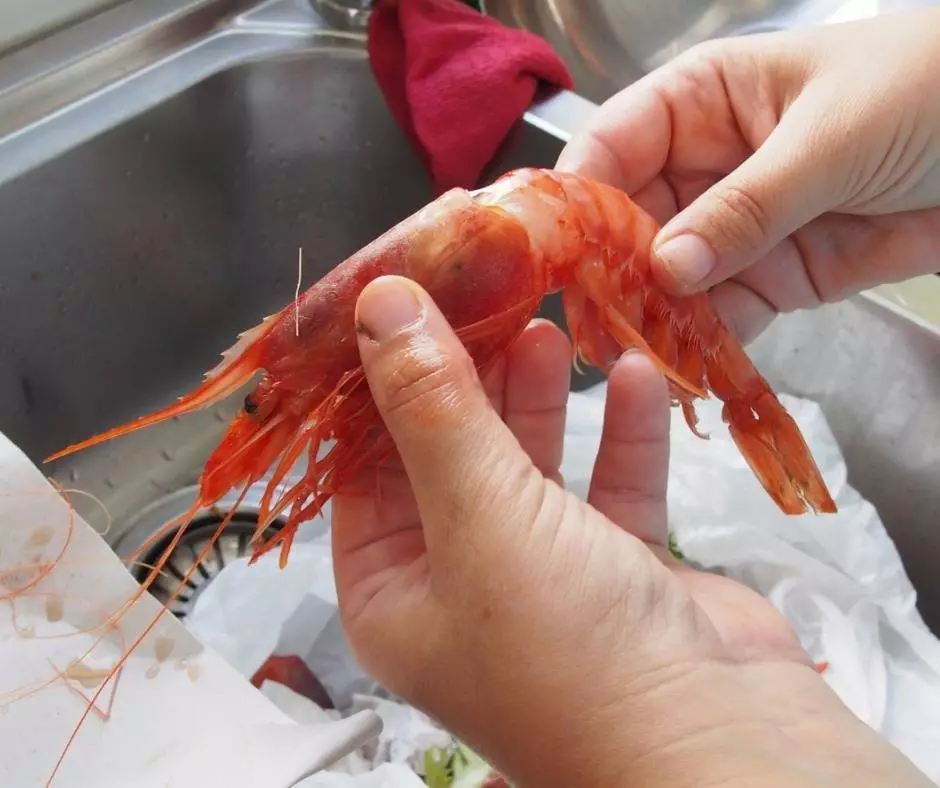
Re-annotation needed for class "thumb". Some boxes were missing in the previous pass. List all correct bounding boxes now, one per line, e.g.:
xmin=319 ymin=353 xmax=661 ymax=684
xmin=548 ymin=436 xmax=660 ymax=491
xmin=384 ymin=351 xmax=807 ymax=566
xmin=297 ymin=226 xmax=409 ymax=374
xmin=353 ymin=275 xmax=541 ymax=567
xmin=652 ymin=97 xmax=840 ymax=294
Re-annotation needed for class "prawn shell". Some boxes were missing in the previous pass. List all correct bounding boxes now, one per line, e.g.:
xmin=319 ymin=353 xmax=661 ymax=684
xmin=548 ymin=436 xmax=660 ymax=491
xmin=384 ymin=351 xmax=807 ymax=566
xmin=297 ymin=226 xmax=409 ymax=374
xmin=257 ymin=190 xmax=546 ymax=395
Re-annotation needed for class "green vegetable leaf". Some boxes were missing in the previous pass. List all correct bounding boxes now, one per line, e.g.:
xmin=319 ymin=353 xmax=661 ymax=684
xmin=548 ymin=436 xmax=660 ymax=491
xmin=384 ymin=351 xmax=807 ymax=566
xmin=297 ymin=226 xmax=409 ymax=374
xmin=422 ymin=743 xmax=499 ymax=788
xmin=423 ymin=747 xmax=454 ymax=788
xmin=451 ymin=745 xmax=496 ymax=788
xmin=668 ymin=532 xmax=685 ymax=561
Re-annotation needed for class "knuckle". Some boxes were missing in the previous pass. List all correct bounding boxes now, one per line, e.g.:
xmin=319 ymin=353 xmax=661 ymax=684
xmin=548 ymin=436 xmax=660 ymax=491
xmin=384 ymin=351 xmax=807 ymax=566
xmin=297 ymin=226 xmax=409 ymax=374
xmin=597 ymin=483 xmax=662 ymax=509
xmin=673 ymin=36 xmax=744 ymax=77
xmin=378 ymin=344 xmax=478 ymax=427
xmin=711 ymin=184 xmax=775 ymax=246
xmin=679 ymin=39 xmax=724 ymax=69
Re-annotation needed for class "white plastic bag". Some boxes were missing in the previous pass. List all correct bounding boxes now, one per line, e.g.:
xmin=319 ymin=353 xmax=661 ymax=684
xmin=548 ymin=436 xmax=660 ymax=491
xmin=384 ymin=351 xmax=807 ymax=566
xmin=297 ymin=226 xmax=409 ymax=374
xmin=188 ymin=384 xmax=940 ymax=784
xmin=186 ymin=504 xmax=383 ymax=709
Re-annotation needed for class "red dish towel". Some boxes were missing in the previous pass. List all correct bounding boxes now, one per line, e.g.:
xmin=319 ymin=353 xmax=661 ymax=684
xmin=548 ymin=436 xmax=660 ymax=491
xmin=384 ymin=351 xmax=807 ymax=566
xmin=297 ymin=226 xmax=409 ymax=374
xmin=367 ymin=0 xmax=574 ymax=193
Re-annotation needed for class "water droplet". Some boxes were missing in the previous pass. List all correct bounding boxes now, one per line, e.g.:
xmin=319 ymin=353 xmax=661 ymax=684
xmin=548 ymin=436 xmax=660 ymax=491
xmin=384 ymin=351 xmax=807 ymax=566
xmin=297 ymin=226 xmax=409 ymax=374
xmin=146 ymin=663 xmax=160 ymax=680
xmin=69 ymin=467 xmax=79 ymax=483
xmin=159 ymin=448 xmax=174 ymax=462
xmin=45 ymin=594 xmax=64 ymax=623
xmin=65 ymin=658 xmax=112 ymax=688
xmin=104 ymin=477 xmax=116 ymax=489
xmin=155 ymin=636 xmax=174 ymax=662
xmin=25 ymin=526 xmax=54 ymax=550
xmin=186 ymin=663 xmax=200 ymax=682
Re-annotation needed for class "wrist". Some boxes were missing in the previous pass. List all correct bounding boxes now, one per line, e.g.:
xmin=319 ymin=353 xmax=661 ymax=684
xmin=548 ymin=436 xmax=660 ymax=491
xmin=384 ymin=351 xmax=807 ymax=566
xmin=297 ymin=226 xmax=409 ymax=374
xmin=491 ymin=660 xmax=932 ymax=788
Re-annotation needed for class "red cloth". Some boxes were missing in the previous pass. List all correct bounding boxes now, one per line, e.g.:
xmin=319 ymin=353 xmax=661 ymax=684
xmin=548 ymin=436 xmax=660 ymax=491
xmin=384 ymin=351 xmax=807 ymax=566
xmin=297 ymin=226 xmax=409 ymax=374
xmin=367 ymin=0 xmax=573 ymax=193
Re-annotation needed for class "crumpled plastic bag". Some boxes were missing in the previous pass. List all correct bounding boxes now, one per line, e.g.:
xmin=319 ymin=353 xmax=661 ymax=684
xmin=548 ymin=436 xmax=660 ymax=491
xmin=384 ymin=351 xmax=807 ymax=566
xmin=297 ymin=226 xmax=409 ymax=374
xmin=254 ymin=682 xmax=447 ymax=785
xmin=187 ymin=383 xmax=940 ymax=784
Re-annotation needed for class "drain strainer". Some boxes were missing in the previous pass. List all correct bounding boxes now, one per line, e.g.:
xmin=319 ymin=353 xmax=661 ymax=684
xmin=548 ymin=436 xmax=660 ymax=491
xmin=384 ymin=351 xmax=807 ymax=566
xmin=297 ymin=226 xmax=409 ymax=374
xmin=114 ymin=482 xmax=293 ymax=620
xmin=133 ymin=513 xmax=282 ymax=618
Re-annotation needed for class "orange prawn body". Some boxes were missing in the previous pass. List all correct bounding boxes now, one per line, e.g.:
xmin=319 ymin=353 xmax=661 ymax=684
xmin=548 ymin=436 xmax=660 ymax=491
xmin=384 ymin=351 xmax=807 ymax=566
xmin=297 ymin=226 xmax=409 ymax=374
xmin=47 ymin=167 xmax=837 ymax=570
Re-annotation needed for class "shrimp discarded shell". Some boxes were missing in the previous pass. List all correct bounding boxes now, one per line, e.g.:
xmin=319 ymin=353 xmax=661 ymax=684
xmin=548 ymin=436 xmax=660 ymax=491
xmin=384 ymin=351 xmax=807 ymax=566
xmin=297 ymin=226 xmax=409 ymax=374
xmin=39 ymin=166 xmax=837 ymax=781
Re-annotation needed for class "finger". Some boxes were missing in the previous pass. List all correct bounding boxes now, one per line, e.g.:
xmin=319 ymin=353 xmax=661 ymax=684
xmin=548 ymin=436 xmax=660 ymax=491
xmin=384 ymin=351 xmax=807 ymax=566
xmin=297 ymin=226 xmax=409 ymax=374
xmin=710 ymin=206 xmax=940 ymax=344
xmin=708 ymin=280 xmax=778 ymax=345
xmin=481 ymin=352 xmax=509 ymax=412
xmin=588 ymin=352 xmax=670 ymax=545
xmin=651 ymin=87 xmax=845 ymax=295
xmin=631 ymin=177 xmax=679 ymax=227
xmin=556 ymin=71 xmax=672 ymax=194
xmin=353 ymin=276 xmax=543 ymax=568
xmin=503 ymin=319 xmax=571 ymax=485
xmin=332 ymin=458 xmax=425 ymax=620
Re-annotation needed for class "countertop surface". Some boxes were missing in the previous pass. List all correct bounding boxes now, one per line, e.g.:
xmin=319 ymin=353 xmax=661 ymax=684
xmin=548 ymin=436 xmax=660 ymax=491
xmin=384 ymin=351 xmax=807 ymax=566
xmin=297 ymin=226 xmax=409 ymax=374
xmin=872 ymin=276 xmax=940 ymax=330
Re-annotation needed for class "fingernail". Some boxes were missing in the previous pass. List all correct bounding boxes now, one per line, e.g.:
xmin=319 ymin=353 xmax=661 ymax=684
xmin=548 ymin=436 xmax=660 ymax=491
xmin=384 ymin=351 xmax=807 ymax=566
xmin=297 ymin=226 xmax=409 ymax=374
xmin=355 ymin=276 xmax=425 ymax=342
xmin=653 ymin=234 xmax=716 ymax=288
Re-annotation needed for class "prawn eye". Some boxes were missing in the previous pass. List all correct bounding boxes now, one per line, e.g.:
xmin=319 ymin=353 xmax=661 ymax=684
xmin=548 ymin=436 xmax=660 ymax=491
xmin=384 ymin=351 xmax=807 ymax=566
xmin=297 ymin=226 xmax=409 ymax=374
xmin=243 ymin=394 xmax=258 ymax=415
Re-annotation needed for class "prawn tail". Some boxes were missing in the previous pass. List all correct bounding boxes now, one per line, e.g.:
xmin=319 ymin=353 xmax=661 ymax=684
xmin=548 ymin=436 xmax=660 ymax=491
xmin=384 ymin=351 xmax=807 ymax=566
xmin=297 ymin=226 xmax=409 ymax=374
xmin=706 ymin=335 xmax=838 ymax=516
xmin=44 ymin=313 xmax=281 ymax=463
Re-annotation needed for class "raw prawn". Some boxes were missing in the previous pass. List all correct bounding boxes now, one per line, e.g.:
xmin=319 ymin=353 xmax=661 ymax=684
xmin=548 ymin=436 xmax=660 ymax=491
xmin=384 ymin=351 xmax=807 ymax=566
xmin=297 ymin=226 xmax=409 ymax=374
xmin=48 ymin=166 xmax=837 ymax=569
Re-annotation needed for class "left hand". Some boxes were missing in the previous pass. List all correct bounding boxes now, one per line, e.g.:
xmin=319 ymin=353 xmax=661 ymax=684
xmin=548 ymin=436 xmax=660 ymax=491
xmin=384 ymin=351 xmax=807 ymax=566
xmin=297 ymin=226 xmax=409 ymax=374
xmin=555 ymin=13 xmax=940 ymax=344
xmin=330 ymin=275 xmax=923 ymax=788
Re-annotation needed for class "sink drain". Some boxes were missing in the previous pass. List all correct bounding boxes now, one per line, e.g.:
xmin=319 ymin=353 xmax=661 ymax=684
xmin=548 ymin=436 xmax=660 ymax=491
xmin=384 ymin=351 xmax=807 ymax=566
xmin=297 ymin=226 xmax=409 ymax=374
xmin=134 ymin=513 xmax=282 ymax=618
xmin=114 ymin=483 xmax=292 ymax=620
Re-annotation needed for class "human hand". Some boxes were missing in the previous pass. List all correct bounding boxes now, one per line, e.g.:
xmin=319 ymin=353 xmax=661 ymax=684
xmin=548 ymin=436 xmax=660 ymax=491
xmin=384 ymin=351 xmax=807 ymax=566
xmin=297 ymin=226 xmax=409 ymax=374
xmin=558 ymin=10 xmax=940 ymax=343
xmin=330 ymin=275 xmax=931 ymax=788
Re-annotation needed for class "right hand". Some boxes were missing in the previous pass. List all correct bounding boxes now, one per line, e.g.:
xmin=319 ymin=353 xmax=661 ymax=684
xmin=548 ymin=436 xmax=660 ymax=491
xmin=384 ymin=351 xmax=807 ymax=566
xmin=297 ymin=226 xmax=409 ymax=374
xmin=558 ymin=9 xmax=940 ymax=342
xmin=331 ymin=276 xmax=933 ymax=788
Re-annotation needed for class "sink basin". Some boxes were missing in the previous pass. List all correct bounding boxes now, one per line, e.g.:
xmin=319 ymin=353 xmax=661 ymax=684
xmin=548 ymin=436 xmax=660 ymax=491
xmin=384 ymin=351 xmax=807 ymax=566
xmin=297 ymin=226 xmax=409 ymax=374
xmin=0 ymin=0 xmax=938 ymax=633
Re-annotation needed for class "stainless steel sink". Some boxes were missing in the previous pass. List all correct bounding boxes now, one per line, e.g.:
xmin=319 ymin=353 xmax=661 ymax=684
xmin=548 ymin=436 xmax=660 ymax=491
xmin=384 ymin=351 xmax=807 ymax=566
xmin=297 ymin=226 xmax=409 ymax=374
xmin=0 ymin=0 xmax=938 ymax=633
xmin=483 ymin=0 xmax=940 ymax=103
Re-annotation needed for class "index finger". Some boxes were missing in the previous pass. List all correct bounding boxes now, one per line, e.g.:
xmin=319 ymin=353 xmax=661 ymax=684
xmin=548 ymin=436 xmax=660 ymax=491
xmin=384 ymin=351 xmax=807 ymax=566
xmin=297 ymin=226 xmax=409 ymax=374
xmin=556 ymin=73 xmax=672 ymax=195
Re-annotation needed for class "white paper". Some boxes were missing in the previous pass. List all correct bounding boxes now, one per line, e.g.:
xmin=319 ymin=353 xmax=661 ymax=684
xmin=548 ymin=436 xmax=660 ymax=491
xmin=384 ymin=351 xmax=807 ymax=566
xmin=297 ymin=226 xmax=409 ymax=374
xmin=0 ymin=434 xmax=381 ymax=788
